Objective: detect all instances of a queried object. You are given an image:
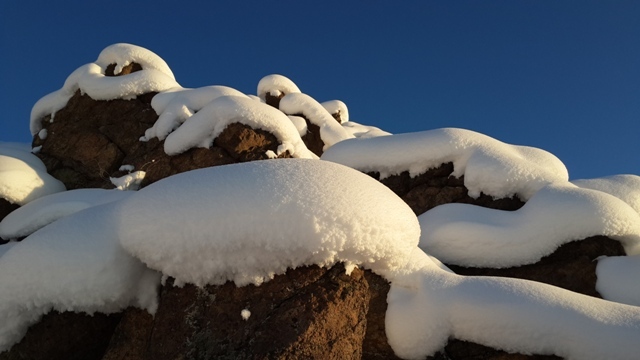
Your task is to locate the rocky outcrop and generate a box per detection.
[0,199,19,243]
[4,63,630,360]
[32,91,291,190]
[103,263,370,360]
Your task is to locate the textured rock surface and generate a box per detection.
[5,65,629,359]
[368,162,526,215]
[103,263,370,360]
[0,199,19,242]
[32,92,290,190]
[0,311,121,360]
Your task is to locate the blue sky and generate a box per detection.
[1,1,638,180]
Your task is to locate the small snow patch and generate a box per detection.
[241,309,251,321]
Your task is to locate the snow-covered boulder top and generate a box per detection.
[0,143,65,205]
[158,95,316,159]
[117,159,420,287]
[419,183,640,268]
[30,43,180,135]
[257,74,301,100]
[573,174,640,214]
[321,128,569,200]
[0,188,132,240]
[321,100,349,123]
[279,93,354,150]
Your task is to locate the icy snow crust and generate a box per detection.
[30,43,180,135]
[419,183,640,267]
[0,143,66,205]
[117,159,419,287]
[321,128,568,200]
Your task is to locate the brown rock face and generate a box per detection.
[33,91,291,190]
[0,311,122,360]
[448,235,625,298]
[368,162,525,215]
[103,263,370,360]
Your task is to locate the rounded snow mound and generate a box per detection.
[117,159,419,286]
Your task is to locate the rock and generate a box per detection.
[104,263,369,360]
[368,162,525,215]
[0,199,19,243]
[433,340,562,360]
[447,235,625,298]
[0,311,121,360]
[33,91,291,190]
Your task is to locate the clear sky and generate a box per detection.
[1,1,638,180]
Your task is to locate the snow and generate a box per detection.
[161,95,316,159]
[320,100,349,123]
[0,202,160,352]
[418,183,640,268]
[0,143,66,205]
[30,43,180,135]
[110,171,146,191]
[596,255,640,307]
[321,128,569,200]
[573,175,640,214]
[117,159,419,287]
[143,85,248,141]
[0,188,132,240]
[119,164,135,172]
[341,120,392,138]
[279,93,354,150]
[241,309,251,321]
[257,74,301,101]
[386,249,640,360]
[4,43,640,359]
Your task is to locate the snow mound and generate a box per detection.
[257,74,301,100]
[341,121,392,139]
[596,255,640,307]
[0,144,66,205]
[117,159,419,287]
[30,43,180,135]
[143,85,248,141]
[0,202,159,352]
[573,174,640,214]
[321,100,349,123]
[386,249,640,360]
[162,95,316,159]
[0,188,132,240]
[321,128,568,200]
[279,93,354,150]
[419,183,640,268]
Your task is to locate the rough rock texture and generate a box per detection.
[33,92,290,190]
[5,67,629,359]
[448,235,625,298]
[368,162,525,215]
[102,263,369,360]
[0,311,122,360]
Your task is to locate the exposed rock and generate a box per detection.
[368,162,525,215]
[433,340,562,360]
[0,199,19,243]
[104,62,143,77]
[33,91,291,190]
[447,235,625,298]
[0,311,121,360]
[104,263,369,360]
[301,121,324,157]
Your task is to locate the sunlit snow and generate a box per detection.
[4,43,640,359]
[0,143,66,205]
[418,183,640,267]
[321,128,568,200]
